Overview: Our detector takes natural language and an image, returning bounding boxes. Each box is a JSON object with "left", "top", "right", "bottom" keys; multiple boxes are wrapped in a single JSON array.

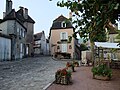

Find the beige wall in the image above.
[{"left": 50, "top": 28, "right": 75, "bottom": 58}]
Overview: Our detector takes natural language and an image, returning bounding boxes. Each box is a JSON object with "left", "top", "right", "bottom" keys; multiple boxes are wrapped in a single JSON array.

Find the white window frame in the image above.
[
  {"left": 61, "top": 21, "right": 66, "bottom": 28},
  {"left": 61, "top": 44, "right": 67, "bottom": 52},
  {"left": 60, "top": 32, "right": 68, "bottom": 40}
]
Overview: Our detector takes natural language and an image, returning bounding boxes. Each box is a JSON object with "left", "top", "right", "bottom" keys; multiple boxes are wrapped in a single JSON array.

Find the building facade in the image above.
[
  {"left": 0, "top": 0, "right": 35, "bottom": 60},
  {"left": 34, "top": 31, "right": 48, "bottom": 55},
  {"left": 16, "top": 7, "right": 35, "bottom": 56},
  {"left": 0, "top": 10, "right": 27, "bottom": 60},
  {"left": 49, "top": 15, "right": 75, "bottom": 59}
]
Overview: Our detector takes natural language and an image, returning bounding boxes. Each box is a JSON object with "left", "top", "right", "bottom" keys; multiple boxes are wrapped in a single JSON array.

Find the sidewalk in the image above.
[{"left": 46, "top": 66, "right": 120, "bottom": 90}]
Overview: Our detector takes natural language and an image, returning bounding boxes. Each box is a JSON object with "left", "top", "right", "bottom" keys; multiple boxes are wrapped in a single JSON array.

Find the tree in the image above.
[{"left": 53, "top": 0, "right": 120, "bottom": 66}]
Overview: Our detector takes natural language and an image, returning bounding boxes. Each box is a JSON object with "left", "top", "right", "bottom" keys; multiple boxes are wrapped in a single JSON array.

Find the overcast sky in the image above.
[{"left": 0, "top": 0, "right": 69, "bottom": 37}]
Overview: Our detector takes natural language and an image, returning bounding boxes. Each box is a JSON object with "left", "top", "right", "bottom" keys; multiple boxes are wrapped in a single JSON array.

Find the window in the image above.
[
  {"left": 21, "top": 29, "right": 23, "bottom": 37},
  {"left": 20, "top": 43, "right": 23, "bottom": 52},
  {"left": 60, "top": 32, "right": 68, "bottom": 40},
  {"left": 61, "top": 44, "right": 67, "bottom": 52},
  {"left": 17, "top": 27, "right": 19, "bottom": 33},
  {"left": 24, "top": 31, "right": 26, "bottom": 37},
  {"left": 61, "top": 21, "right": 66, "bottom": 28},
  {"left": 19, "top": 28, "right": 22, "bottom": 36}
]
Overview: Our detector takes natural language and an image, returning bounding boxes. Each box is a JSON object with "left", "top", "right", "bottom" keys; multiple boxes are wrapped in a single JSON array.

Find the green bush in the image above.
[{"left": 91, "top": 64, "right": 112, "bottom": 78}]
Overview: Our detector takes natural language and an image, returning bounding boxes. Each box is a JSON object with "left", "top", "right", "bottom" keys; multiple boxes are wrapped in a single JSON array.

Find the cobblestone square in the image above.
[{"left": 0, "top": 56, "right": 67, "bottom": 90}]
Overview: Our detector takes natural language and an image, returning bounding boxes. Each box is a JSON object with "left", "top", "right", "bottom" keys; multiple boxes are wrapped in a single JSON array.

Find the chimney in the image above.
[
  {"left": 19, "top": 6, "right": 28, "bottom": 19},
  {"left": 6, "top": 0, "right": 12, "bottom": 15},
  {"left": 24, "top": 8, "right": 28, "bottom": 19},
  {"left": 19, "top": 6, "right": 24, "bottom": 10}
]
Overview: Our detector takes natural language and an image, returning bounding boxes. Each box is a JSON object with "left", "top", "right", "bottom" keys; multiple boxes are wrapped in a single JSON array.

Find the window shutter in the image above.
[
  {"left": 60, "top": 32, "right": 62, "bottom": 40},
  {"left": 66, "top": 32, "right": 68, "bottom": 39}
]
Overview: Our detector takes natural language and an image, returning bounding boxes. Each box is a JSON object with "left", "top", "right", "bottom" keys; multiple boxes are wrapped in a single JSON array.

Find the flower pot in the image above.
[
  {"left": 55, "top": 74, "right": 61, "bottom": 84},
  {"left": 94, "top": 75, "right": 110, "bottom": 81}
]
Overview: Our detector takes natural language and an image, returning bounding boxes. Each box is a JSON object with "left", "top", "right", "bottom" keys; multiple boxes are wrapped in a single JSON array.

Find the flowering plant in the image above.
[
  {"left": 61, "top": 68, "right": 67, "bottom": 76},
  {"left": 55, "top": 68, "right": 72, "bottom": 84}
]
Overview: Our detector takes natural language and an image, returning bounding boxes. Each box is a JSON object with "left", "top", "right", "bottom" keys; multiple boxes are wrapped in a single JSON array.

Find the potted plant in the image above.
[
  {"left": 66, "top": 62, "right": 75, "bottom": 72},
  {"left": 55, "top": 68, "right": 72, "bottom": 85},
  {"left": 91, "top": 64, "right": 112, "bottom": 80}
]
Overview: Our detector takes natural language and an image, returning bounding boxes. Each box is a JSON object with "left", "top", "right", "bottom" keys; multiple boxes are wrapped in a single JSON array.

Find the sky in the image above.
[{"left": 0, "top": 0, "right": 69, "bottom": 37}]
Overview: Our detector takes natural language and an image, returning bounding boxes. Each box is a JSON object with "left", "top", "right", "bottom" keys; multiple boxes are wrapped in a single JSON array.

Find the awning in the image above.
[{"left": 94, "top": 42, "right": 120, "bottom": 49}]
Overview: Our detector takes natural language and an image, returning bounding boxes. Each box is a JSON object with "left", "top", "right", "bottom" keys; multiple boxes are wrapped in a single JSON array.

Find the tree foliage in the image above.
[{"left": 56, "top": 0, "right": 120, "bottom": 42}]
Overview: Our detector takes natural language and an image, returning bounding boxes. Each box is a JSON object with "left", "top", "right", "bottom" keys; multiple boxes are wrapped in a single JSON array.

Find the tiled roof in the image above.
[
  {"left": 50, "top": 15, "right": 73, "bottom": 30},
  {"left": 34, "top": 32, "right": 43, "bottom": 41}
]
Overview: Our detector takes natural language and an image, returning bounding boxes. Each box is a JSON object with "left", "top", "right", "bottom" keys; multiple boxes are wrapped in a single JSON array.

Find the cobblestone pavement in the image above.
[{"left": 0, "top": 56, "right": 67, "bottom": 90}]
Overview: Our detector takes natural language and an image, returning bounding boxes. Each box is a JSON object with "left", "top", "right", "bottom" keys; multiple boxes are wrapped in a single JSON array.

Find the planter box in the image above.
[
  {"left": 55, "top": 75, "right": 72, "bottom": 85},
  {"left": 94, "top": 75, "right": 110, "bottom": 81}
]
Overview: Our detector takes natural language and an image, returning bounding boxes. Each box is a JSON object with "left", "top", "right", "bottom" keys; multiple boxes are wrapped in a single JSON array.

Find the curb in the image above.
[{"left": 42, "top": 80, "right": 54, "bottom": 90}]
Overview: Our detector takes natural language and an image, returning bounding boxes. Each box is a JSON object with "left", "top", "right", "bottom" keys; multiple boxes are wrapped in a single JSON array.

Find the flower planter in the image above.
[
  {"left": 55, "top": 75, "right": 72, "bottom": 85},
  {"left": 94, "top": 75, "right": 111, "bottom": 81},
  {"left": 55, "top": 74, "right": 61, "bottom": 84},
  {"left": 55, "top": 68, "right": 72, "bottom": 85},
  {"left": 91, "top": 64, "right": 112, "bottom": 81}
]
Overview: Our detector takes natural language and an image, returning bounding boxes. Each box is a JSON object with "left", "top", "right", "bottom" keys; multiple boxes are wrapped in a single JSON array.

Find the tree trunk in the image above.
[{"left": 90, "top": 41, "right": 95, "bottom": 67}]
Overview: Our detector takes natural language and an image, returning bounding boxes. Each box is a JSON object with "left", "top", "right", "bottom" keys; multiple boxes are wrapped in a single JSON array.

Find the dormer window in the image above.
[{"left": 61, "top": 21, "right": 66, "bottom": 28}]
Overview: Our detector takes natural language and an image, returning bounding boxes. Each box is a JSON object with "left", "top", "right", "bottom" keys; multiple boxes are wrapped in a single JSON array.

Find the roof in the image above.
[
  {"left": 34, "top": 31, "right": 44, "bottom": 41},
  {"left": 17, "top": 8, "right": 35, "bottom": 23},
  {"left": 0, "top": 9, "right": 27, "bottom": 30},
  {"left": 53, "top": 15, "right": 68, "bottom": 22},
  {"left": 95, "top": 42, "right": 120, "bottom": 49},
  {"left": 1, "top": 8, "right": 35, "bottom": 24},
  {"left": 50, "top": 15, "right": 73, "bottom": 30}
]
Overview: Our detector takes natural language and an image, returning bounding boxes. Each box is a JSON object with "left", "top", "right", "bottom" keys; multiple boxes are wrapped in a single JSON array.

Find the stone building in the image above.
[{"left": 0, "top": 0, "right": 35, "bottom": 60}]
